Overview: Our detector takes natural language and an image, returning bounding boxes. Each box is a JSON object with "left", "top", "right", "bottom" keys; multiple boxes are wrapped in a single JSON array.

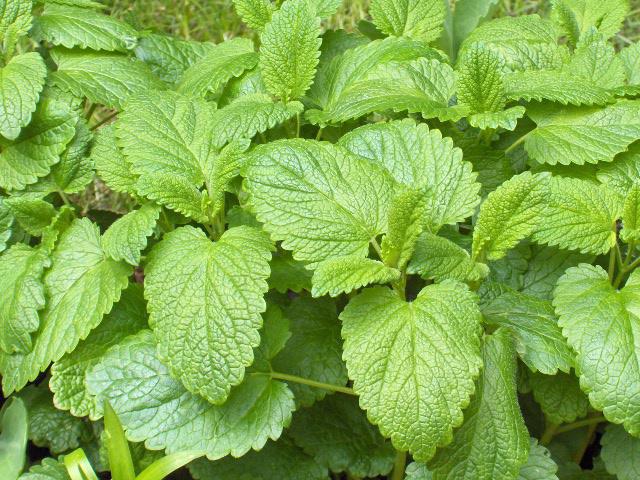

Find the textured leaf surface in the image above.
[
  {"left": 86, "top": 330, "right": 294, "bottom": 459},
  {"left": 341, "top": 283, "right": 483, "bottom": 461},
  {"left": 272, "top": 296, "right": 347, "bottom": 406},
  {"left": 50, "top": 284, "right": 147, "bottom": 420},
  {"left": 18, "top": 457, "right": 70, "bottom": 480},
  {"left": 102, "top": 203, "right": 159, "bottom": 265},
  {"left": 518, "top": 438, "right": 558, "bottom": 480},
  {"left": 268, "top": 251, "right": 312, "bottom": 293},
  {"left": 259, "top": 0, "right": 321, "bottom": 101},
  {"left": 32, "top": 4, "right": 138, "bottom": 52},
  {"left": 552, "top": 0, "right": 628, "bottom": 42},
  {"left": 529, "top": 372, "right": 588, "bottom": 424},
  {"left": 370, "top": 0, "right": 445, "bottom": 42},
  {"left": 232, "top": 0, "right": 275, "bottom": 32},
  {"left": 481, "top": 286, "right": 574, "bottom": 374},
  {"left": 312, "top": 256, "right": 400, "bottom": 297},
  {"left": 289, "top": 395, "right": 395, "bottom": 477},
  {"left": 189, "top": 438, "right": 327, "bottom": 480},
  {"left": 428, "top": 329, "right": 530, "bottom": 480},
  {"left": 597, "top": 143, "right": 640, "bottom": 196},
  {"left": 600, "top": 424, "right": 640, "bottom": 480},
  {"left": 622, "top": 184, "right": 640, "bottom": 243},
  {"left": 0, "top": 218, "right": 131, "bottom": 395},
  {"left": 0, "top": 0, "right": 32, "bottom": 52},
  {"left": 50, "top": 118, "right": 93, "bottom": 194},
  {"left": 5, "top": 197, "right": 56, "bottom": 236},
  {"left": 245, "top": 139, "right": 395, "bottom": 265},
  {"left": 0, "top": 52, "right": 47, "bottom": 141},
  {"left": 472, "top": 172, "right": 547, "bottom": 262},
  {"left": 339, "top": 120, "right": 479, "bottom": 231},
  {"left": 525, "top": 101, "right": 640, "bottom": 166},
  {"left": 145, "top": 226, "right": 271, "bottom": 404},
  {"left": 554, "top": 264, "right": 640, "bottom": 435},
  {"left": 532, "top": 177, "right": 620, "bottom": 255},
  {"left": 177, "top": 38, "right": 257, "bottom": 97},
  {"left": 381, "top": 188, "right": 424, "bottom": 270},
  {"left": 0, "top": 97, "right": 77, "bottom": 190},
  {"left": 0, "top": 244, "right": 48, "bottom": 354},
  {"left": 457, "top": 43, "right": 506, "bottom": 114},
  {"left": 92, "top": 125, "right": 136, "bottom": 195},
  {"left": 50, "top": 49, "right": 165, "bottom": 110}
]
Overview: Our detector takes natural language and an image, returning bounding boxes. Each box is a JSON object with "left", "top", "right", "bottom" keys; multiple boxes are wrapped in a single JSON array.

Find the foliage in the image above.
[{"left": 2, "top": 0, "right": 640, "bottom": 479}]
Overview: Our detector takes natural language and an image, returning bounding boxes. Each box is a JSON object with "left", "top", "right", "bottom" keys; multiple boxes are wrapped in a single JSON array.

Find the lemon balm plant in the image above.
[{"left": 1, "top": 0, "right": 640, "bottom": 478}]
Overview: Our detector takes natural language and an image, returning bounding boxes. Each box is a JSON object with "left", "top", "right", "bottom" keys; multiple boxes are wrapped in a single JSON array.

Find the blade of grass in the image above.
[
  {"left": 135, "top": 451, "right": 204, "bottom": 480},
  {"left": 104, "top": 401, "right": 136, "bottom": 480},
  {"left": 64, "top": 449, "right": 99, "bottom": 480}
]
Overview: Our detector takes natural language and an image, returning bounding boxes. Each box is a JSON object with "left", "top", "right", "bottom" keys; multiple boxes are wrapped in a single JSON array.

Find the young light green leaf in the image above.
[
  {"left": 0, "top": 53, "right": 47, "bottom": 141},
  {"left": 621, "top": 42, "right": 640, "bottom": 86},
  {"left": 341, "top": 283, "right": 483, "bottom": 461},
  {"left": 481, "top": 286, "right": 574, "bottom": 374},
  {"left": 86, "top": 330, "right": 295, "bottom": 459},
  {"left": 289, "top": 395, "right": 395, "bottom": 478},
  {"left": 525, "top": 100, "right": 640, "bottom": 166},
  {"left": 49, "top": 118, "right": 93, "bottom": 195},
  {"left": 0, "top": 244, "right": 48, "bottom": 354},
  {"left": 50, "top": 284, "right": 147, "bottom": 420},
  {"left": 370, "top": 0, "right": 445, "bottom": 42},
  {"left": 381, "top": 188, "right": 424, "bottom": 270},
  {"left": 19, "top": 457, "right": 71, "bottom": 480},
  {"left": 532, "top": 177, "right": 620, "bottom": 255},
  {"left": 177, "top": 38, "right": 257, "bottom": 98},
  {"left": 102, "top": 203, "right": 159, "bottom": 266},
  {"left": 4, "top": 197, "right": 56, "bottom": 236},
  {"left": 0, "top": 0, "right": 32, "bottom": 55},
  {"left": 311, "top": 256, "right": 400, "bottom": 297},
  {"left": 472, "top": 171, "right": 547, "bottom": 262},
  {"left": 0, "top": 397, "right": 28, "bottom": 479},
  {"left": 0, "top": 97, "right": 77, "bottom": 191},
  {"left": 32, "top": 4, "right": 138, "bottom": 52},
  {"left": 408, "top": 232, "right": 489, "bottom": 282},
  {"left": 189, "top": 438, "right": 327, "bottom": 480},
  {"left": 0, "top": 218, "right": 131, "bottom": 395},
  {"left": 457, "top": 43, "right": 506, "bottom": 114},
  {"left": 50, "top": 49, "right": 165, "bottom": 110},
  {"left": 600, "top": 424, "right": 640, "bottom": 480},
  {"left": 232, "top": 0, "right": 275, "bottom": 32},
  {"left": 145, "top": 226, "right": 272, "bottom": 404},
  {"left": 518, "top": 438, "right": 559, "bottom": 480},
  {"left": 529, "top": 372, "right": 589, "bottom": 425},
  {"left": 91, "top": 125, "right": 137, "bottom": 195},
  {"left": 0, "top": 198, "right": 13, "bottom": 253},
  {"left": 597, "top": 143, "right": 640, "bottom": 196},
  {"left": 428, "top": 329, "right": 530, "bottom": 479},
  {"left": 245, "top": 139, "right": 395, "bottom": 265},
  {"left": 271, "top": 296, "right": 348, "bottom": 407},
  {"left": 551, "top": 0, "right": 628, "bottom": 42},
  {"left": 622, "top": 183, "right": 640, "bottom": 243},
  {"left": 554, "top": 264, "right": 640, "bottom": 436},
  {"left": 339, "top": 120, "right": 480, "bottom": 231},
  {"left": 259, "top": 0, "right": 321, "bottom": 101}
]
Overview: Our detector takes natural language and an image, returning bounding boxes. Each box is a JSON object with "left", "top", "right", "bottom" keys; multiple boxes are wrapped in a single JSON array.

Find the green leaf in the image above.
[
  {"left": 232, "top": 0, "right": 275, "bottom": 32},
  {"left": 469, "top": 107, "right": 526, "bottom": 131},
  {"left": 32, "top": 4, "right": 138, "bottom": 52},
  {"left": 0, "top": 398, "right": 28, "bottom": 479},
  {"left": 134, "top": 33, "right": 216, "bottom": 84},
  {"left": 189, "top": 438, "right": 327, "bottom": 480},
  {"left": 18, "top": 457, "right": 71, "bottom": 480},
  {"left": 408, "top": 232, "right": 489, "bottom": 282},
  {"left": 92, "top": 125, "right": 136, "bottom": 195},
  {"left": 529, "top": 371, "right": 589, "bottom": 424},
  {"left": 0, "top": 97, "right": 78, "bottom": 191},
  {"left": 381, "top": 188, "right": 424, "bottom": 270},
  {"left": 472, "top": 171, "right": 547, "bottom": 262},
  {"left": 443, "top": 0, "right": 500, "bottom": 59},
  {"left": 5, "top": 197, "right": 57, "bottom": 236},
  {"left": 259, "top": 0, "right": 321, "bottom": 101},
  {"left": 621, "top": 42, "right": 640, "bottom": 86},
  {"left": 271, "top": 296, "right": 348, "bottom": 407},
  {"left": 311, "top": 256, "right": 400, "bottom": 297},
  {"left": 554, "top": 264, "right": 640, "bottom": 436},
  {"left": 245, "top": 139, "right": 395, "bottom": 265},
  {"left": 177, "top": 38, "right": 257, "bottom": 98},
  {"left": 145, "top": 226, "right": 271, "bottom": 404},
  {"left": 86, "top": 330, "right": 295, "bottom": 459},
  {"left": 289, "top": 395, "right": 395, "bottom": 477},
  {"left": 0, "top": 0, "right": 32, "bottom": 55},
  {"left": 622, "top": 183, "right": 640, "bottom": 243},
  {"left": 341, "top": 283, "right": 483, "bottom": 461},
  {"left": 405, "top": 462, "right": 432, "bottom": 479},
  {"left": 268, "top": 250, "right": 312, "bottom": 293},
  {"left": 0, "top": 197, "right": 13, "bottom": 253},
  {"left": 518, "top": 438, "right": 559, "bottom": 480},
  {"left": 600, "top": 424, "right": 640, "bottom": 480},
  {"left": 0, "top": 53, "right": 47, "bottom": 141},
  {"left": 369, "top": 0, "right": 445, "bottom": 42},
  {"left": 50, "top": 49, "right": 165, "bottom": 110},
  {"left": 597, "top": 143, "right": 640, "bottom": 196},
  {"left": 481, "top": 286, "right": 574, "bottom": 375},
  {"left": 521, "top": 245, "right": 594, "bottom": 300},
  {"left": 339, "top": 120, "right": 480, "bottom": 231},
  {"left": 50, "top": 284, "right": 147, "bottom": 420},
  {"left": 50, "top": 119, "right": 93, "bottom": 195},
  {"left": 532, "top": 176, "right": 620, "bottom": 255},
  {"left": 0, "top": 218, "right": 131, "bottom": 395},
  {"left": 456, "top": 43, "right": 506, "bottom": 114},
  {"left": 0, "top": 244, "right": 48, "bottom": 354},
  {"left": 20, "top": 385, "right": 91, "bottom": 455},
  {"left": 551, "top": 0, "right": 628, "bottom": 42},
  {"left": 103, "top": 402, "right": 135, "bottom": 480},
  {"left": 525, "top": 100, "right": 640, "bottom": 166},
  {"left": 102, "top": 203, "right": 159, "bottom": 266},
  {"left": 428, "top": 329, "right": 530, "bottom": 479}
]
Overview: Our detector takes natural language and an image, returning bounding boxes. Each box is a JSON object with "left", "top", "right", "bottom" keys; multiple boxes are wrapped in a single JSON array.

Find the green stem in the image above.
[
  {"left": 392, "top": 271, "right": 407, "bottom": 301},
  {"left": 608, "top": 246, "right": 617, "bottom": 283},
  {"left": 554, "top": 414, "right": 605, "bottom": 435},
  {"left": 295, "top": 113, "right": 301, "bottom": 138},
  {"left": 624, "top": 240, "right": 636, "bottom": 264},
  {"left": 264, "top": 372, "right": 356, "bottom": 396},
  {"left": 370, "top": 237, "right": 384, "bottom": 261},
  {"left": 90, "top": 111, "right": 119, "bottom": 130},
  {"left": 573, "top": 422, "right": 598, "bottom": 464},
  {"left": 540, "top": 423, "right": 558, "bottom": 446},
  {"left": 504, "top": 132, "right": 529, "bottom": 155},
  {"left": 58, "top": 190, "right": 71, "bottom": 207},
  {"left": 390, "top": 451, "right": 407, "bottom": 480},
  {"left": 85, "top": 103, "right": 97, "bottom": 122},
  {"left": 315, "top": 127, "right": 324, "bottom": 141}
]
